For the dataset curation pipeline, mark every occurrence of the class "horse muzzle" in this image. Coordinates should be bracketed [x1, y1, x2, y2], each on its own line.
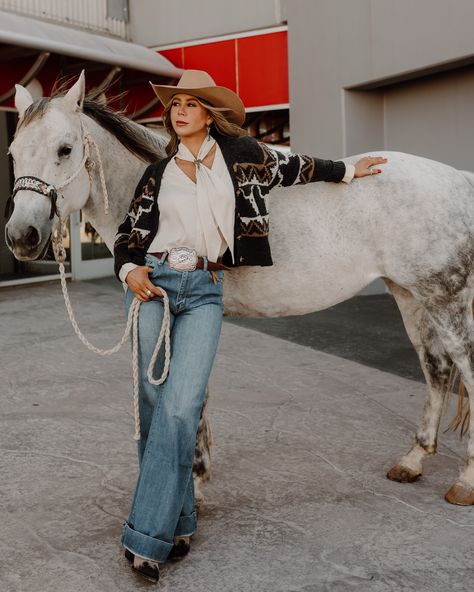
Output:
[5, 221, 51, 260]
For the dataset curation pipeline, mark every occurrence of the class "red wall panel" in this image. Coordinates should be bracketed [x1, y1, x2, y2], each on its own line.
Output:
[183, 40, 237, 91]
[159, 48, 184, 69]
[237, 31, 288, 108]
[142, 30, 288, 120]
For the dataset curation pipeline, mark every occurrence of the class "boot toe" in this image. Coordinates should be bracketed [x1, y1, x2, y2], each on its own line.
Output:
[168, 537, 191, 561]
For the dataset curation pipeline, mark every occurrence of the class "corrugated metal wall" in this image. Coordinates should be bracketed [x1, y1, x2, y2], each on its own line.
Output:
[0, 0, 129, 38]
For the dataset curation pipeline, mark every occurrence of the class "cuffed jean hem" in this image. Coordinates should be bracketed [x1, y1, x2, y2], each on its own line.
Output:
[121, 523, 173, 562]
[174, 510, 197, 537]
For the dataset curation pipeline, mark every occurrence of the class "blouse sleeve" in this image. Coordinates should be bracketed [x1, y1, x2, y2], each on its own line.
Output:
[118, 262, 138, 284]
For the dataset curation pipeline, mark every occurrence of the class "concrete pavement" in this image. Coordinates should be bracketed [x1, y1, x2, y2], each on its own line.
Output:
[0, 278, 473, 592]
[227, 293, 424, 383]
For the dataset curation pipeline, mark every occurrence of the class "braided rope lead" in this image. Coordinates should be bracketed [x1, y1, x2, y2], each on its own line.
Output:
[56, 129, 91, 192]
[52, 219, 171, 441]
[55, 122, 109, 214]
[84, 133, 110, 214]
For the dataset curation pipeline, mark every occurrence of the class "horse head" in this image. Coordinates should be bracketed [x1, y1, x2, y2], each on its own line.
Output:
[5, 71, 91, 260]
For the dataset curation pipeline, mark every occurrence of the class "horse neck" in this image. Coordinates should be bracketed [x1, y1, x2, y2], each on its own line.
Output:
[80, 115, 161, 252]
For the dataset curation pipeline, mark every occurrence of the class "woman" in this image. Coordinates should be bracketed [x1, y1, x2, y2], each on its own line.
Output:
[114, 69, 387, 582]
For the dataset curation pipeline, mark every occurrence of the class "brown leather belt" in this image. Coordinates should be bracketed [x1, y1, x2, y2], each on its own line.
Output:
[149, 251, 229, 271]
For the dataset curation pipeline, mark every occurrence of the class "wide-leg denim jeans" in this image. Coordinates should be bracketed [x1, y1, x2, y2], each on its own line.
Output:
[121, 253, 224, 562]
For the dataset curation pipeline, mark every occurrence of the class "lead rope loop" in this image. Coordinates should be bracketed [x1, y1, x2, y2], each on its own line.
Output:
[51, 123, 170, 440]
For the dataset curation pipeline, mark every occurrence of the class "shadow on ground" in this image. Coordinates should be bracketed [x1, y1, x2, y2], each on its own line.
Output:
[226, 294, 424, 382]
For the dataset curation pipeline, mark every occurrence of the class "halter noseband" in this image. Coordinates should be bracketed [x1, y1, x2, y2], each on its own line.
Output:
[6, 176, 59, 220]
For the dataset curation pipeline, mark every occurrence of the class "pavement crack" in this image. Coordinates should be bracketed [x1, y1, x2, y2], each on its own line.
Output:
[345, 385, 465, 461]
[218, 351, 303, 431]
[93, 500, 123, 521]
[304, 449, 474, 528]
[353, 480, 474, 528]
[0, 448, 106, 469]
[306, 450, 346, 474]
[319, 548, 375, 582]
[17, 521, 104, 570]
[211, 406, 254, 424]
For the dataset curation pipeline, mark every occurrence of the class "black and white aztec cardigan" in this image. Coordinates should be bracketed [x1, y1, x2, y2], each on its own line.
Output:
[113, 129, 347, 279]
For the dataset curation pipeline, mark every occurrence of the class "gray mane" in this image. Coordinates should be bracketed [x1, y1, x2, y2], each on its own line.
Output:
[16, 85, 168, 164]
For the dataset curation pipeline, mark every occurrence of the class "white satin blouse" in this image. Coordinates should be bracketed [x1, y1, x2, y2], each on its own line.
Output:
[118, 138, 355, 284]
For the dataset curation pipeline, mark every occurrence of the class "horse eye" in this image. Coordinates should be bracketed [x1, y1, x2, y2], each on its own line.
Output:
[58, 145, 72, 158]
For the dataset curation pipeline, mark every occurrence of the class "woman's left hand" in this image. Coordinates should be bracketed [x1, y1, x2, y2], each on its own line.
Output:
[354, 155, 388, 178]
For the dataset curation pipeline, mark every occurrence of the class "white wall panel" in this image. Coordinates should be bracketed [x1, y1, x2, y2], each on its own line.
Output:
[129, 0, 286, 46]
[0, 0, 129, 38]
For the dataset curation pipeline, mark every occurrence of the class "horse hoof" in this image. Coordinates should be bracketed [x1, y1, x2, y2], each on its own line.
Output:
[445, 482, 474, 506]
[386, 464, 421, 483]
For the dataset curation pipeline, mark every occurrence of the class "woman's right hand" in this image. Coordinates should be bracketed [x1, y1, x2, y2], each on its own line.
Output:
[125, 266, 163, 302]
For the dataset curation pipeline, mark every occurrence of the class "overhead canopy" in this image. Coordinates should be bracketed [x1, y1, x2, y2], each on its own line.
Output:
[0, 10, 182, 77]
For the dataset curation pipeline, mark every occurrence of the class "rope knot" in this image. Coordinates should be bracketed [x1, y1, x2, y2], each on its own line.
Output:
[85, 158, 95, 171]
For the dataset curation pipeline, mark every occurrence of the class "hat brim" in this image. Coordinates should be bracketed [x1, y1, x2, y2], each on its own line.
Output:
[149, 81, 246, 126]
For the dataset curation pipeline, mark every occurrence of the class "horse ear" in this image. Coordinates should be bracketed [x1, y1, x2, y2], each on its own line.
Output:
[14, 85, 34, 119]
[63, 70, 86, 112]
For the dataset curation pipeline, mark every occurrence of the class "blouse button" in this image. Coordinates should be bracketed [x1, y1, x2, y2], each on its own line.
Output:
[239, 256, 245, 263]
[236, 235, 242, 240]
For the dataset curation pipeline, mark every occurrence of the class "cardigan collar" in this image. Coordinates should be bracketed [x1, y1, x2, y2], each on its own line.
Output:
[155, 129, 241, 197]
[210, 129, 241, 196]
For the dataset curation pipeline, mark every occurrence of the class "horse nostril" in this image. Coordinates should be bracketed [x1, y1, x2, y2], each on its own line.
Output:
[24, 226, 40, 249]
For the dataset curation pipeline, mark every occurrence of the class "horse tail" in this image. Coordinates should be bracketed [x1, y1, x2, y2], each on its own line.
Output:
[434, 170, 474, 437]
[445, 377, 471, 437]
[443, 298, 473, 438]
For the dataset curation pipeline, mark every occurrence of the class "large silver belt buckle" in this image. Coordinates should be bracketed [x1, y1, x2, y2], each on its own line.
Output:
[167, 247, 198, 271]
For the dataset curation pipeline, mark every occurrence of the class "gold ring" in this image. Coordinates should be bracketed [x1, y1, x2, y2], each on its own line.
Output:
[146, 289, 152, 297]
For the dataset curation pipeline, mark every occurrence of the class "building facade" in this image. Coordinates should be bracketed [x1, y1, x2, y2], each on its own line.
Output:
[1, 0, 474, 292]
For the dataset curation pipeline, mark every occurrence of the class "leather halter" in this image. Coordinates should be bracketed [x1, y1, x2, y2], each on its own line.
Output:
[5, 121, 93, 221]
[5, 176, 59, 220]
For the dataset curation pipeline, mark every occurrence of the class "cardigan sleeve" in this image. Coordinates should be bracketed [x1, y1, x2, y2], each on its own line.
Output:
[258, 141, 349, 189]
[113, 163, 155, 280]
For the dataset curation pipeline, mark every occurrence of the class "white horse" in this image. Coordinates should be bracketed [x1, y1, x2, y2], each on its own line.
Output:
[5, 72, 474, 507]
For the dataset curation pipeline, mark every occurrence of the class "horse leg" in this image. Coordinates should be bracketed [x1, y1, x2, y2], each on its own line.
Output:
[193, 386, 213, 512]
[385, 280, 453, 483]
[421, 292, 474, 505]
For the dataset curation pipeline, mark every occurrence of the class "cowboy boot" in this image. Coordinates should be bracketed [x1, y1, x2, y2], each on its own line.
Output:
[124, 549, 160, 583]
[168, 535, 191, 560]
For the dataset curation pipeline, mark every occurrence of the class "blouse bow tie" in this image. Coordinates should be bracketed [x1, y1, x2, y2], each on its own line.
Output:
[176, 137, 235, 263]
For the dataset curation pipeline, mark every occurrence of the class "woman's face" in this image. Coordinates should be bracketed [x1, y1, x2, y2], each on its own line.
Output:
[169, 93, 212, 138]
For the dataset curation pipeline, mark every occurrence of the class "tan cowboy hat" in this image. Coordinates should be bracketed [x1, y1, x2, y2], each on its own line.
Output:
[150, 69, 246, 126]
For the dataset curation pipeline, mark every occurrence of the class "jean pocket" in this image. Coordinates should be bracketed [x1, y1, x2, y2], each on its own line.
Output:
[145, 254, 159, 275]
